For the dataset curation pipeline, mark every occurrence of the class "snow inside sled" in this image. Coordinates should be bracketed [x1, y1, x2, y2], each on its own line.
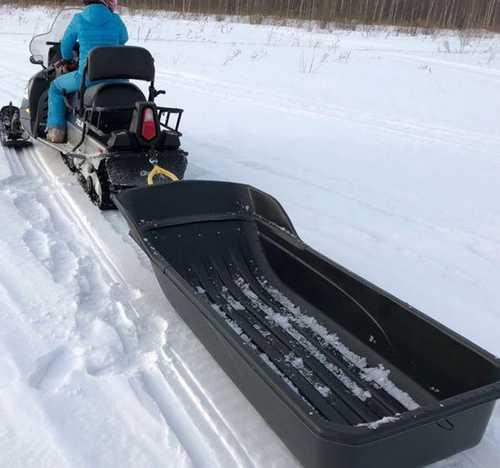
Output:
[115, 181, 500, 468]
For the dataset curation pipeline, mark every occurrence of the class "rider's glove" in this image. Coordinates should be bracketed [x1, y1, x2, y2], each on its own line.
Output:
[55, 59, 78, 74]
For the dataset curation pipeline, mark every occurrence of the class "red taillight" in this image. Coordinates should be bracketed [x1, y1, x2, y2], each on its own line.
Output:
[141, 107, 157, 141]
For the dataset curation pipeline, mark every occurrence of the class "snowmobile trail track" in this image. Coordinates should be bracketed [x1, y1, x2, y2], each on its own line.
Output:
[1, 88, 497, 468]
[158, 70, 500, 157]
[6, 142, 293, 468]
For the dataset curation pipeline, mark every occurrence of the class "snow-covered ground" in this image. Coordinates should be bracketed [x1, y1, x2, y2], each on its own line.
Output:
[0, 6, 499, 468]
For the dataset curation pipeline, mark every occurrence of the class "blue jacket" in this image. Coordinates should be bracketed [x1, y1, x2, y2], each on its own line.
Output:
[61, 4, 128, 77]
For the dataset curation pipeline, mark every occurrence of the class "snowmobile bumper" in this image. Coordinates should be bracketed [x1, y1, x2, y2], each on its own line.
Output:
[114, 180, 500, 468]
[103, 149, 188, 192]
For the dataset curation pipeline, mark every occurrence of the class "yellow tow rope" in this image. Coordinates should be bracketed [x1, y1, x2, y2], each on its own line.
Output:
[147, 165, 179, 186]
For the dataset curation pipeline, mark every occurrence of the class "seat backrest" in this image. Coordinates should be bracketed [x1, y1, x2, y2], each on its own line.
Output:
[86, 46, 155, 82]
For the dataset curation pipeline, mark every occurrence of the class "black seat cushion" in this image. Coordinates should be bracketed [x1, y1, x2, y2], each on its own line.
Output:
[84, 82, 146, 108]
[81, 82, 147, 135]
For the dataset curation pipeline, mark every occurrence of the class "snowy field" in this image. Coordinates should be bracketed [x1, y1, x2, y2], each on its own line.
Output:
[0, 6, 499, 468]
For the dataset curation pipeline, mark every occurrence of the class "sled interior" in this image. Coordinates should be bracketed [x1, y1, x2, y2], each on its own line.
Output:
[115, 180, 500, 468]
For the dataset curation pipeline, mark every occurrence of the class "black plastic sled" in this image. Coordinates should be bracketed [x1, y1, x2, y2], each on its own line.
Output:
[115, 180, 500, 468]
[0, 104, 32, 149]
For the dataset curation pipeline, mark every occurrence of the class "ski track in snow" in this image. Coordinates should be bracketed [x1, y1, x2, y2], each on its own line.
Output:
[157, 69, 500, 156]
[1, 8, 500, 468]
[0, 140, 294, 467]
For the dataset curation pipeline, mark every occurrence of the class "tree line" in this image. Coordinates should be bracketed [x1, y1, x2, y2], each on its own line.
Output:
[5, 0, 500, 31]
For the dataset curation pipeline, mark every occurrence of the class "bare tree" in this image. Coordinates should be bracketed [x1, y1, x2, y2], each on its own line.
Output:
[5, 0, 500, 31]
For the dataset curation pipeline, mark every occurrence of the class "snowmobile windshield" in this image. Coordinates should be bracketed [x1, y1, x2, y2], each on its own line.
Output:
[29, 8, 82, 68]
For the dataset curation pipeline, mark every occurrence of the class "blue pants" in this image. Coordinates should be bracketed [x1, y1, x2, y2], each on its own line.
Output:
[47, 71, 81, 130]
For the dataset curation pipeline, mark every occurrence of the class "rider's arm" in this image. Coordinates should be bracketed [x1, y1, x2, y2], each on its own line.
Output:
[117, 16, 129, 45]
[60, 16, 79, 61]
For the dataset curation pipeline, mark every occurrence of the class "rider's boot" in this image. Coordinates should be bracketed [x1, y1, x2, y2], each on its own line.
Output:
[47, 127, 66, 144]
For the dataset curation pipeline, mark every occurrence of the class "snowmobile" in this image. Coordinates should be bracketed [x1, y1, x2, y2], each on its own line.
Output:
[2, 8, 500, 468]
[1, 8, 187, 209]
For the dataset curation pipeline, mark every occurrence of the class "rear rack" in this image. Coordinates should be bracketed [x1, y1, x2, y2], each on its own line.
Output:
[80, 105, 183, 138]
[158, 106, 183, 133]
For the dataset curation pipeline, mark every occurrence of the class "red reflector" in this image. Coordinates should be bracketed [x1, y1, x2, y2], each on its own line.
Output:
[141, 107, 157, 141]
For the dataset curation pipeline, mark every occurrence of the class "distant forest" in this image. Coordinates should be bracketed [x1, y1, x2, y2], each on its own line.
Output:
[4, 1, 500, 31]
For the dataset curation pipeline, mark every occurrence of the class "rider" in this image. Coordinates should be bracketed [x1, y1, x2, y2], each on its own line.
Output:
[47, 0, 128, 143]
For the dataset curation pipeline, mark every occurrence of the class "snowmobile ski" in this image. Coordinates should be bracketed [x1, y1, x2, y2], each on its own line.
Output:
[115, 180, 500, 468]
[0, 104, 32, 149]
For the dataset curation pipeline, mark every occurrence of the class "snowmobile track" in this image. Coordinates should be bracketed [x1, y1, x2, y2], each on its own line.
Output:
[8, 142, 287, 468]
[158, 70, 500, 158]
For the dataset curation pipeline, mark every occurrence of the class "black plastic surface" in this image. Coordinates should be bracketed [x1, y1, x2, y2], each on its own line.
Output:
[86, 46, 155, 82]
[104, 149, 187, 190]
[115, 180, 500, 468]
[83, 82, 145, 108]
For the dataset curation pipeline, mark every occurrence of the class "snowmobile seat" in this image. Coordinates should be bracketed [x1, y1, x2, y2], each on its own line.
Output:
[80, 46, 156, 110]
[77, 46, 158, 133]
